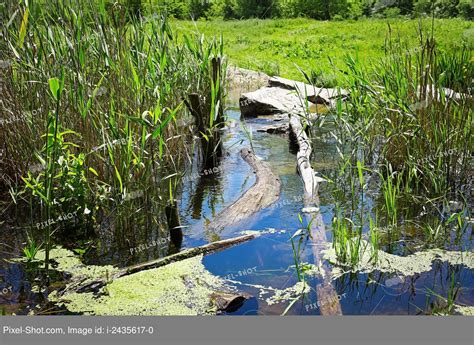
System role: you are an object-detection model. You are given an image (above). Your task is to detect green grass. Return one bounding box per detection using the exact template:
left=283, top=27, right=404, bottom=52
left=174, top=18, right=473, bottom=84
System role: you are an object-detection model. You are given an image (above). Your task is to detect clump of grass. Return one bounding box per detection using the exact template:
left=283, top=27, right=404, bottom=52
left=331, top=209, right=362, bottom=267
left=290, top=213, right=313, bottom=282
left=369, top=215, right=380, bottom=265
left=319, top=21, right=471, bottom=257
left=380, top=169, right=402, bottom=227
left=23, top=232, right=42, bottom=263
left=340, top=22, right=472, bottom=196
left=1, top=1, right=227, bottom=269
left=426, top=271, right=460, bottom=315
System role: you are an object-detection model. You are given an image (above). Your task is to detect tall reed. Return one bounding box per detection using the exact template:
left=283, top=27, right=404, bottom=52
left=0, top=0, right=227, bottom=267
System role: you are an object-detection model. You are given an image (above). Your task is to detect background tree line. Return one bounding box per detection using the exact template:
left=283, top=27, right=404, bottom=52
left=125, top=0, right=473, bottom=20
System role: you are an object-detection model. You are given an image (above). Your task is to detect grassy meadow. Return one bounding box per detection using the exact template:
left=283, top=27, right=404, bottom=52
left=175, top=18, right=473, bottom=84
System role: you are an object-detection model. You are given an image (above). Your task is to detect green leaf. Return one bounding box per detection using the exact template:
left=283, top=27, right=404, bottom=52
left=114, top=165, right=123, bottom=193
left=357, top=161, right=364, bottom=188
left=48, top=78, right=60, bottom=101
left=19, top=8, right=29, bottom=49
left=88, top=167, right=99, bottom=176
left=152, top=104, right=181, bottom=139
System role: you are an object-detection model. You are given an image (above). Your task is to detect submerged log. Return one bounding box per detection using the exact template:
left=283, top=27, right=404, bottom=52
left=209, top=148, right=281, bottom=232
left=238, top=73, right=342, bottom=314
left=306, top=205, right=343, bottom=316
left=211, top=291, right=251, bottom=313
left=290, top=113, right=341, bottom=315
left=66, top=233, right=260, bottom=295
left=261, top=81, right=341, bottom=314
left=288, top=110, right=341, bottom=314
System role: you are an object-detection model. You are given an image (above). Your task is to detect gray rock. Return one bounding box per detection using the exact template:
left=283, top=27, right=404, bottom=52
left=239, top=76, right=349, bottom=118
left=269, top=76, right=348, bottom=105
left=240, top=87, right=306, bottom=118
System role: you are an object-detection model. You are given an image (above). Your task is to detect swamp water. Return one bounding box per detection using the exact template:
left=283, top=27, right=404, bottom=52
left=0, top=106, right=473, bottom=316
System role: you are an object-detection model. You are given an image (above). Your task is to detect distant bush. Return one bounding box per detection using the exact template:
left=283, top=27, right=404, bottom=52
left=457, top=0, right=473, bottom=20
left=435, top=0, right=459, bottom=18
left=119, top=0, right=474, bottom=20
left=414, top=0, right=434, bottom=15
left=189, top=0, right=211, bottom=19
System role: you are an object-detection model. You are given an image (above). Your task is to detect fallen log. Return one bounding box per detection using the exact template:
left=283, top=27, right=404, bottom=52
left=63, top=233, right=260, bottom=295
left=121, top=233, right=258, bottom=277
left=288, top=108, right=342, bottom=315
left=289, top=113, right=324, bottom=200
left=209, top=147, right=281, bottom=233
left=237, top=75, right=342, bottom=314
left=256, top=123, right=289, bottom=135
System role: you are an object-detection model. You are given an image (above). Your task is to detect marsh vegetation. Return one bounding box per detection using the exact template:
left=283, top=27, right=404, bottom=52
left=0, top=0, right=472, bottom=316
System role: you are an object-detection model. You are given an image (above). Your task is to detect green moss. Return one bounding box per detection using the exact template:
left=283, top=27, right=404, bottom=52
left=265, top=281, right=310, bottom=306
left=454, top=305, right=474, bottom=315
left=48, top=249, right=225, bottom=315
left=35, top=247, right=119, bottom=282
left=322, top=240, right=474, bottom=278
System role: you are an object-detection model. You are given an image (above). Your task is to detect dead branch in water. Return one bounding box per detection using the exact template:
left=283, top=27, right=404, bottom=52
left=63, top=233, right=260, bottom=296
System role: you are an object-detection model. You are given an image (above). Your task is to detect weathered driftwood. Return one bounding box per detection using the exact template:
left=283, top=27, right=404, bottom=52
left=289, top=113, right=323, bottom=199
left=239, top=74, right=349, bottom=118
left=288, top=105, right=341, bottom=315
left=416, top=84, right=470, bottom=102
left=238, top=74, right=342, bottom=314
left=306, top=205, right=343, bottom=316
left=67, top=233, right=260, bottom=295
left=226, top=66, right=270, bottom=91
left=209, top=148, right=281, bottom=232
left=287, top=102, right=341, bottom=315
left=122, top=233, right=258, bottom=277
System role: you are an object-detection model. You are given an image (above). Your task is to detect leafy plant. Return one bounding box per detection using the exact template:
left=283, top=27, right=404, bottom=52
left=23, top=233, right=42, bottom=263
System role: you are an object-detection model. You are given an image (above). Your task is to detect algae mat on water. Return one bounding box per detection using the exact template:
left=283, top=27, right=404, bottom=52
left=44, top=248, right=226, bottom=315
left=321, top=240, right=474, bottom=278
